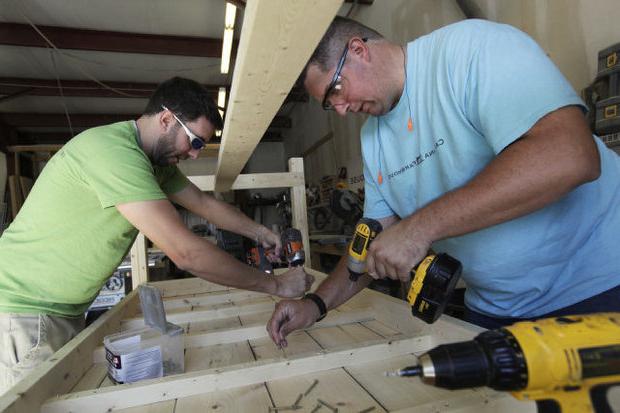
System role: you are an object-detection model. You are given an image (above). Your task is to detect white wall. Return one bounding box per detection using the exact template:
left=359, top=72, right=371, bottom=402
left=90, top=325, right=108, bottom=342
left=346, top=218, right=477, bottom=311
left=287, top=0, right=620, bottom=188
left=468, top=0, right=620, bottom=92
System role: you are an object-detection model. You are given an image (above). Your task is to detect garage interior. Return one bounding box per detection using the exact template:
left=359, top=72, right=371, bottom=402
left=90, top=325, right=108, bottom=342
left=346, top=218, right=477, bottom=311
left=0, top=1, right=619, bottom=412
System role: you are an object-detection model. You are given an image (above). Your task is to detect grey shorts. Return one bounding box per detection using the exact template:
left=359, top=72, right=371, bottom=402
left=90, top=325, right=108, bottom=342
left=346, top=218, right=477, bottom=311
left=0, top=312, right=84, bottom=396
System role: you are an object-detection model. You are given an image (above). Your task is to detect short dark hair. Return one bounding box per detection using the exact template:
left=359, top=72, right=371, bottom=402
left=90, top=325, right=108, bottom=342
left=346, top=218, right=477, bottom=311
left=144, top=77, right=223, bottom=130
left=298, top=17, right=383, bottom=87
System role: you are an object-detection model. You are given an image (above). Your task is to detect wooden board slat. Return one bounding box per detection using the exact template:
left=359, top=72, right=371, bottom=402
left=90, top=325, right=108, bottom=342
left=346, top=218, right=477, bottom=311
left=188, top=171, right=304, bottom=191
left=41, top=336, right=432, bottom=413
left=214, top=0, right=343, bottom=191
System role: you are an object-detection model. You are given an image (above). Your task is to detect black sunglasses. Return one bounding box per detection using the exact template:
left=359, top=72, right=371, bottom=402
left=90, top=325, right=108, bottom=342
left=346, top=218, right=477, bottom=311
left=321, top=38, right=367, bottom=111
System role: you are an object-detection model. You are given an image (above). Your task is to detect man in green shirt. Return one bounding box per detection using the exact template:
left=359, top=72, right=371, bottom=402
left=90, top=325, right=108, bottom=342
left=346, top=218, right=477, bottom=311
left=0, top=77, right=314, bottom=394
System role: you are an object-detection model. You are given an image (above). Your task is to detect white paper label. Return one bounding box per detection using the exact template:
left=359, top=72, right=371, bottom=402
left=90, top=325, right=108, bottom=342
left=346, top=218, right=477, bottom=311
left=106, top=345, right=163, bottom=383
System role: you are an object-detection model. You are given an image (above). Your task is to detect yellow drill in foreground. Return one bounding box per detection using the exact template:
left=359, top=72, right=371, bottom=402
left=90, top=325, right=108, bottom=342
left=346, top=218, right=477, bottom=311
left=387, top=313, right=620, bottom=412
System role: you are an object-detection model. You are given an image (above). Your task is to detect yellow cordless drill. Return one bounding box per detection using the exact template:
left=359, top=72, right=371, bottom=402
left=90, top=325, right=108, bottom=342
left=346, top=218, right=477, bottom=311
left=347, top=217, right=462, bottom=324
left=387, top=313, right=620, bottom=413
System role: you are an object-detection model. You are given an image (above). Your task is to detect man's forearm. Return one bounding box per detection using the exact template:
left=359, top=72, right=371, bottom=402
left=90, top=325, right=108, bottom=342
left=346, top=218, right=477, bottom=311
left=182, top=237, right=277, bottom=294
left=313, top=256, right=372, bottom=311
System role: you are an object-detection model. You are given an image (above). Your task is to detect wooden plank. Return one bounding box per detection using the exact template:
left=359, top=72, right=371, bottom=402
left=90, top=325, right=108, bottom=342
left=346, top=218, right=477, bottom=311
left=70, top=364, right=107, bottom=393
left=214, top=0, right=343, bottom=191
left=188, top=171, right=304, bottom=192
left=121, top=300, right=276, bottom=329
left=175, top=316, right=273, bottom=412
left=93, top=308, right=376, bottom=363
left=0, top=290, right=140, bottom=413
left=0, top=22, right=226, bottom=58
left=173, top=384, right=272, bottom=413
left=41, top=335, right=432, bottom=413
left=6, top=144, right=64, bottom=153
left=162, top=289, right=269, bottom=311
left=267, top=369, right=386, bottom=413
left=130, top=232, right=149, bottom=289
left=289, top=158, right=311, bottom=268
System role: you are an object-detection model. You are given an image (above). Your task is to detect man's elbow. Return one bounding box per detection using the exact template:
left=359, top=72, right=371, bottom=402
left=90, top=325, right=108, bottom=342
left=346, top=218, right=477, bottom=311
left=577, top=147, right=601, bottom=184
left=168, top=248, right=200, bottom=273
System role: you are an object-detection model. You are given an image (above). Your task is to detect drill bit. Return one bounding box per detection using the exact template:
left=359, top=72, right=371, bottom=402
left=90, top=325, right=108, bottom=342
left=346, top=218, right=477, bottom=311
left=384, top=365, right=422, bottom=377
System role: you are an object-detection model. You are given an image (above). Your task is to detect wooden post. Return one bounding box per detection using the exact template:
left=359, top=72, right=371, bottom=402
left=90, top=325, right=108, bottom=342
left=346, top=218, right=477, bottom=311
left=130, top=232, right=149, bottom=289
left=288, top=157, right=311, bottom=268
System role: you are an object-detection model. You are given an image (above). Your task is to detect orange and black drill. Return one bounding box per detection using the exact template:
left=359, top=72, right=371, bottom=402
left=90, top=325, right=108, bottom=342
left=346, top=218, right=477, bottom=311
left=248, top=228, right=305, bottom=273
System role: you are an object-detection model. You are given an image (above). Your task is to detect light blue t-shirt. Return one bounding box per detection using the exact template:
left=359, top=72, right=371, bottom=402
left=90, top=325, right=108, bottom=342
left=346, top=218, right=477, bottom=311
left=361, top=19, right=620, bottom=318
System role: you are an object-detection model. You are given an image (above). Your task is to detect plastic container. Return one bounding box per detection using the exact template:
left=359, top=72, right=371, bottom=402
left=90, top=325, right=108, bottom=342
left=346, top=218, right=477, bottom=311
left=104, top=322, right=184, bottom=384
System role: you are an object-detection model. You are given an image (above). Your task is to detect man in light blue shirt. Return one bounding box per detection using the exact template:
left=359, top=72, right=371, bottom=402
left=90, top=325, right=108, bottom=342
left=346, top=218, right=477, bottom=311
left=268, top=17, right=620, bottom=343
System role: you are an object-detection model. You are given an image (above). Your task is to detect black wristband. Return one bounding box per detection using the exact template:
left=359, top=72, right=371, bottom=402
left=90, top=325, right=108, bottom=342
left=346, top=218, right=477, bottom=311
left=303, top=293, right=327, bottom=322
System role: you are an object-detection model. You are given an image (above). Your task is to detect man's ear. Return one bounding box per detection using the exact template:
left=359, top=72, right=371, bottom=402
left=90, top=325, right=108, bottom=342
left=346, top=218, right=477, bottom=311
left=159, top=109, right=174, bottom=132
left=349, top=37, right=370, bottom=62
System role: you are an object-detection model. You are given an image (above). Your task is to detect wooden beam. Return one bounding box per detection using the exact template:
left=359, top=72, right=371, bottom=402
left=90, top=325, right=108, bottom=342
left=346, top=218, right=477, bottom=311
left=0, top=113, right=135, bottom=128
left=0, top=77, right=222, bottom=99
left=130, top=232, right=149, bottom=290
left=0, top=113, right=291, bottom=129
left=289, top=158, right=311, bottom=267
left=121, top=301, right=276, bottom=329
left=0, top=290, right=141, bottom=413
left=7, top=144, right=63, bottom=153
left=214, top=0, right=343, bottom=191
left=0, top=22, right=228, bottom=58
left=162, top=289, right=269, bottom=310
left=42, top=335, right=431, bottom=413
left=93, top=308, right=376, bottom=363
left=227, top=0, right=372, bottom=7
left=188, top=170, right=304, bottom=191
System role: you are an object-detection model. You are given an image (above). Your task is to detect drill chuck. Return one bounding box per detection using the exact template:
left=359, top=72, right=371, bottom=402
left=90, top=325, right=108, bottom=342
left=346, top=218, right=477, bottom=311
left=416, top=329, right=527, bottom=390
left=281, top=228, right=305, bottom=267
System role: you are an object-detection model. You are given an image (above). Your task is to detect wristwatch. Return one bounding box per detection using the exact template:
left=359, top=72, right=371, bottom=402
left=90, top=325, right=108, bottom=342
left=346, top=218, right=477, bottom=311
left=303, top=293, right=327, bottom=321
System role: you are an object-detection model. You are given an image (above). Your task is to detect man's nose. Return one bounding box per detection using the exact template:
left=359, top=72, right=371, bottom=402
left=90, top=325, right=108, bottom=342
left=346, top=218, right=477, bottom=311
left=334, top=104, right=349, bottom=116
left=188, top=148, right=201, bottom=159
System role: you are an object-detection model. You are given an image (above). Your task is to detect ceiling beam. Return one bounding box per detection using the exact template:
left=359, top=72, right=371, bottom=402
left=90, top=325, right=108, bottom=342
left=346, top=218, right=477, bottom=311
left=1, top=112, right=291, bottom=129
left=0, top=22, right=231, bottom=58
left=227, top=0, right=372, bottom=8
left=214, top=0, right=342, bottom=191
left=0, top=77, right=222, bottom=99
left=0, top=77, right=308, bottom=103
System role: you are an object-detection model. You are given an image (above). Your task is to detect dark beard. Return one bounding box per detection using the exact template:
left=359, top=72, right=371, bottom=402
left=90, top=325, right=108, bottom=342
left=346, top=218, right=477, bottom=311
left=151, top=130, right=178, bottom=166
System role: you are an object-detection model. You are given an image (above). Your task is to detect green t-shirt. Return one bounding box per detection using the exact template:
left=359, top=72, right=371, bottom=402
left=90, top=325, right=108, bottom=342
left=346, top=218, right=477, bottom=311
left=0, top=121, right=189, bottom=316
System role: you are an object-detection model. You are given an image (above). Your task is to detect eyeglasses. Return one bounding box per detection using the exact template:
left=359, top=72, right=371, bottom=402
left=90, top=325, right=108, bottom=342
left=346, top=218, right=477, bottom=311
left=161, top=105, right=206, bottom=150
left=321, top=38, right=367, bottom=111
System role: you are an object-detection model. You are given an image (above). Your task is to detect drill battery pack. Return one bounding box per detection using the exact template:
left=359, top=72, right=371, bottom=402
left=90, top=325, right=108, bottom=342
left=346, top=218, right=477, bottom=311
left=407, top=253, right=462, bottom=324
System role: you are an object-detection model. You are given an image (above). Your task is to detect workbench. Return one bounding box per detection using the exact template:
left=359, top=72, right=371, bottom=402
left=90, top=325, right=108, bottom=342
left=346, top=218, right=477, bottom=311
left=0, top=269, right=534, bottom=413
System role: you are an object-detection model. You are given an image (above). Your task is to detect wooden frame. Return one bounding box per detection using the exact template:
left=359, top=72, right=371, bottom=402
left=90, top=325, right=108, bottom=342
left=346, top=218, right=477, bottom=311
left=0, top=269, right=532, bottom=413
left=129, top=156, right=311, bottom=287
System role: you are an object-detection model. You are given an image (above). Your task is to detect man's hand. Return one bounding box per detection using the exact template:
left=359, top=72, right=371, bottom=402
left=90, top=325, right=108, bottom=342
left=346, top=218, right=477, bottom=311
left=267, top=299, right=320, bottom=348
left=274, top=267, right=315, bottom=298
left=257, top=226, right=282, bottom=261
left=366, top=219, right=431, bottom=283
